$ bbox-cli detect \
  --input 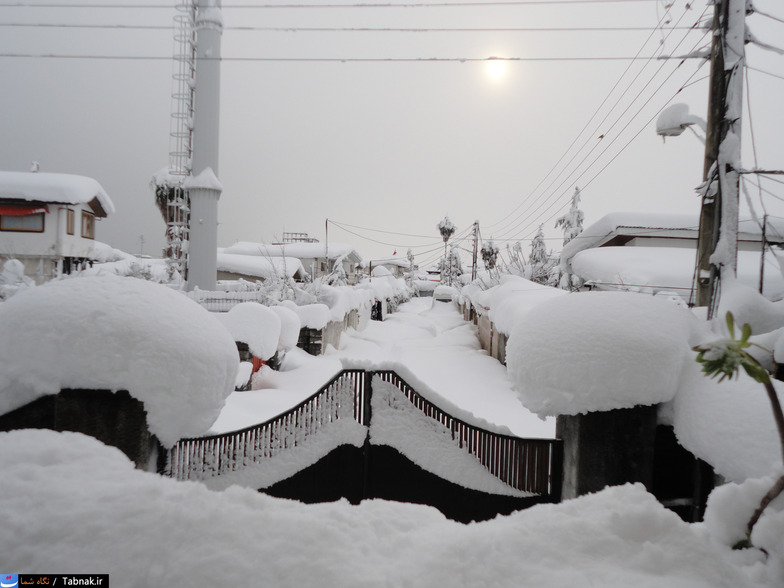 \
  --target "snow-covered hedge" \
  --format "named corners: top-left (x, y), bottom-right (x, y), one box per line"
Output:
top-left (215, 302), bottom-right (281, 360)
top-left (0, 275), bottom-right (238, 446)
